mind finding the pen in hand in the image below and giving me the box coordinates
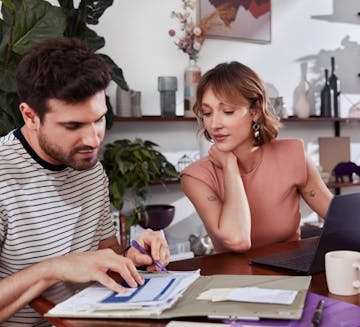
[312,299,324,327]
[130,240,169,273]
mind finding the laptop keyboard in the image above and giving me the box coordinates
[252,247,315,272]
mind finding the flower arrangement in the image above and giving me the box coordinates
[168,0,219,61]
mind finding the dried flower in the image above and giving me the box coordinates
[169,1,225,61]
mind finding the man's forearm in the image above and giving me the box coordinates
[0,259,59,322]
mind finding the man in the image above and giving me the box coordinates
[0,38,169,325]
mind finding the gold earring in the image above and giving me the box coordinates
[252,121,260,142]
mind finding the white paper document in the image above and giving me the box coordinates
[47,270,200,317]
[197,287,298,305]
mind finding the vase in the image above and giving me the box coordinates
[184,58,201,117]
[293,62,311,118]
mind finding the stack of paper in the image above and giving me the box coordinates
[46,270,200,318]
[197,287,298,304]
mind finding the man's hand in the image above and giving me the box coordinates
[126,229,170,271]
[49,249,144,293]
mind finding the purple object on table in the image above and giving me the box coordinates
[138,205,175,230]
[223,292,360,327]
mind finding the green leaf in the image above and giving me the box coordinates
[0,20,10,60]
[100,54,129,90]
[78,0,113,25]
[58,0,74,14]
[0,90,22,135]
[0,66,17,92]
[1,0,16,11]
[11,0,66,56]
[105,94,113,129]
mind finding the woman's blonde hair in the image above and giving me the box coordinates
[193,61,281,146]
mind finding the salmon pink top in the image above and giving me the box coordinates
[181,139,307,249]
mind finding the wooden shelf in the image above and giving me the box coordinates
[113,116,197,122]
[113,115,360,123]
[282,116,360,123]
[326,181,360,189]
[159,179,360,189]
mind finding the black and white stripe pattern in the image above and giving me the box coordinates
[0,130,115,326]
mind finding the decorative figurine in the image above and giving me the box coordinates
[332,161,360,183]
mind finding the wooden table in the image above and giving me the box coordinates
[31,237,360,326]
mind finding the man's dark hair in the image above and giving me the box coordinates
[15,38,112,121]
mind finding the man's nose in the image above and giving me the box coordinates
[82,124,101,148]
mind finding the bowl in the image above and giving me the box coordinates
[139,204,175,230]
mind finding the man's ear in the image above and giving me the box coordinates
[19,103,40,130]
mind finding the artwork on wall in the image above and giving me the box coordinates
[199,0,271,43]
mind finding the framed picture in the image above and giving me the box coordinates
[199,0,271,43]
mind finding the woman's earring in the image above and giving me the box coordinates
[252,121,260,143]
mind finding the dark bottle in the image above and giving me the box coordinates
[320,69,333,117]
[329,56,340,117]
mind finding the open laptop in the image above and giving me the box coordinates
[250,193,360,275]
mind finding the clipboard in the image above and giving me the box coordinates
[46,274,311,320]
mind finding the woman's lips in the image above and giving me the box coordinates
[213,134,228,142]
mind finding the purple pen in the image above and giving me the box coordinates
[130,240,169,273]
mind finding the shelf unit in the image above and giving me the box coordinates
[327,181,360,189]
[114,116,197,122]
[113,116,360,191]
[113,116,360,137]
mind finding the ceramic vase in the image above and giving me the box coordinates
[293,62,311,118]
[184,58,201,117]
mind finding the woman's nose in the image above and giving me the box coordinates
[210,112,223,129]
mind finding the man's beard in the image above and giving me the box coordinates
[38,132,99,170]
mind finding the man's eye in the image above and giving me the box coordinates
[95,116,105,124]
[224,111,234,115]
[64,124,80,130]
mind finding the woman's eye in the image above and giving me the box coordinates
[224,111,234,115]
[201,112,212,117]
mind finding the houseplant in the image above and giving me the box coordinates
[0,0,128,136]
[101,138,179,227]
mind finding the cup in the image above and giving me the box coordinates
[131,90,142,117]
[158,76,177,117]
[325,250,360,296]
[115,87,132,117]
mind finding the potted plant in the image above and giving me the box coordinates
[0,0,128,136]
[101,138,179,228]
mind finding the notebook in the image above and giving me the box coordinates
[250,193,360,275]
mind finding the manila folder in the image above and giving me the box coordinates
[159,275,310,320]
[46,275,311,320]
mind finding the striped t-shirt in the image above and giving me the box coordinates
[0,129,115,326]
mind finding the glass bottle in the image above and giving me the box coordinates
[329,56,340,117]
[320,69,333,117]
[293,62,311,118]
[184,58,201,117]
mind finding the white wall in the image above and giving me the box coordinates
[95,0,360,118]
[91,0,360,242]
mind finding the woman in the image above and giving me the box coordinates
[180,61,333,253]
